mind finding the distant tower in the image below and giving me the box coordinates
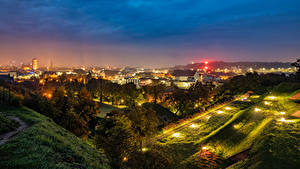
[32,58,38,70]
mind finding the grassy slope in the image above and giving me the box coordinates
[228,83,300,169]
[98,103,121,117]
[0,114,20,135]
[0,106,110,169]
[158,83,300,168]
[157,98,260,168]
[202,96,272,158]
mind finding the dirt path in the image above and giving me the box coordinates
[290,92,300,100]
[0,115,28,145]
[292,110,300,118]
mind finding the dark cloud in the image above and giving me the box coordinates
[0,0,300,66]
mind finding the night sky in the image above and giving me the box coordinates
[0,0,300,67]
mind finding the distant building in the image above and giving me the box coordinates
[0,74,14,83]
[172,70,201,82]
[173,81,194,89]
[32,58,38,70]
[22,64,31,71]
[0,72,17,79]
[125,77,140,87]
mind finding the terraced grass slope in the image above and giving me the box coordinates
[156,83,300,168]
[155,96,261,168]
[0,106,110,169]
[228,83,300,169]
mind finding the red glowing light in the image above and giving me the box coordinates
[204,66,208,69]
[204,61,208,64]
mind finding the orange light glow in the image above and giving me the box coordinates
[122,157,128,162]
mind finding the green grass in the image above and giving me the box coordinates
[228,83,300,169]
[98,103,122,117]
[0,106,110,169]
[156,82,300,168]
[156,98,260,167]
[229,120,300,169]
[0,114,20,135]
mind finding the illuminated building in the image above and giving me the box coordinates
[32,58,38,70]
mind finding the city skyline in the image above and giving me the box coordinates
[0,0,300,67]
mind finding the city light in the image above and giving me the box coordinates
[202,146,208,150]
[43,93,52,99]
[204,61,208,64]
[48,93,52,99]
[264,101,271,105]
[206,116,211,120]
[122,157,128,162]
[225,107,232,110]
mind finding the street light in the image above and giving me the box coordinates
[217,110,224,114]
[172,133,181,138]
[280,111,286,115]
[190,124,198,128]
[255,108,261,112]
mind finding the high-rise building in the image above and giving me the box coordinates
[32,58,38,70]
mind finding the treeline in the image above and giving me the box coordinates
[23,87,98,137]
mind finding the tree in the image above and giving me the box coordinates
[291,59,300,81]
[127,106,159,149]
[166,88,194,116]
[143,81,166,104]
[189,82,212,108]
[74,88,99,131]
[121,83,141,107]
[94,113,136,169]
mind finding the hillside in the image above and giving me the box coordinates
[0,113,20,135]
[228,83,300,169]
[142,103,178,125]
[154,82,300,168]
[0,106,110,169]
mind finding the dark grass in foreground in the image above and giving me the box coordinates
[0,106,110,169]
[0,114,20,135]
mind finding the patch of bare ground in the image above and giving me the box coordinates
[0,116,28,145]
[291,110,300,118]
